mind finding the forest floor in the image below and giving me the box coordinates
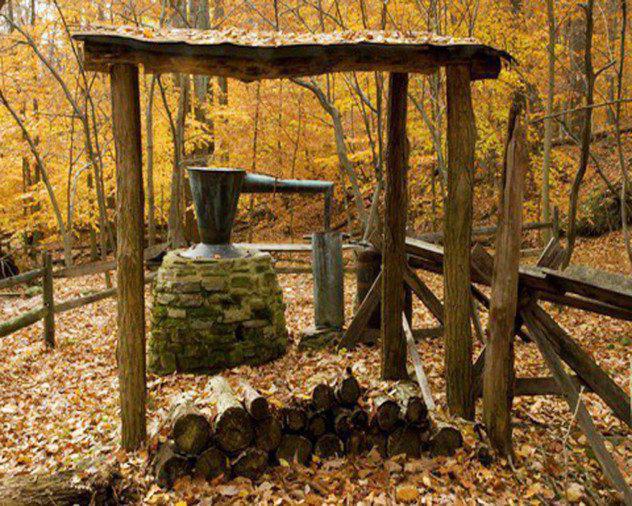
[0,232,630,505]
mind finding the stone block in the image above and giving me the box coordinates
[201,276,226,292]
[167,308,187,319]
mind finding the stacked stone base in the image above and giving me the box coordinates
[149,250,288,375]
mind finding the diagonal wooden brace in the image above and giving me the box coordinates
[523,307,632,504]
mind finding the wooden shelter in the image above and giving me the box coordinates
[72,26,511,450]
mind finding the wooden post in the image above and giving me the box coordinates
[483,94,528,456]
[42,252,55,348]
[444,65,476,419]
[381,72,409,380]
[110,63,146,451]
[312,231,344,330]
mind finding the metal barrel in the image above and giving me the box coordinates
[187,167,245,245]
[242,173,333,194]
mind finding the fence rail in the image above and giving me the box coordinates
[0,249,157,344]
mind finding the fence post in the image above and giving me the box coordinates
[42,252,55,348]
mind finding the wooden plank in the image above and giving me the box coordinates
[402,313,436,411]
[444,64,476,419]
[110,63,146,451]
[75,34,507,81]
[406,238,632,314]
[523,307,632,504]
[533,290,632,321]
[55,272,156,314]
[0,268,44,290]
[42,253,55,348]
[381,72,409,380]
[339,272,382,350]
[0,306,45,338]
[484,94,527,456]
[541,267,632,311]
[526,304,631,428]
[513,376,588,397]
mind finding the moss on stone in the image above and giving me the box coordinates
[148,250,287,376]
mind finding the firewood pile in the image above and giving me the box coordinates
[152,371,463,488]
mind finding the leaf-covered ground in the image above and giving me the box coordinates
[0,233,630,504]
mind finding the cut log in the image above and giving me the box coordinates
[387,426,422,458]
[307,411,329,440]
[428,424,463,457]
[312,383,336,411]
[241,381,270,421]
[345,429,367,455]
[207,376,253,453]
[282,405,308,433]
[254,416,283,453]
[276,434,312,466]
[314,433,344,459]
[405,398,428,427]
[372,397,401,433]
[0,463,118,506]
[393,383,428,426]
[335,369,361,407]
[349,407,369,429]
[231,448,268,480]
[152,441,191,488]
[169,400,212,455]
[367,430,388,458]
[333,407,353,438]
[195,446,229,481]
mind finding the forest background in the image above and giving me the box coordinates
[0,0,630,270]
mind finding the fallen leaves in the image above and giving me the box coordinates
[0,243,630,503]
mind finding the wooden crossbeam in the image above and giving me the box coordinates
[523,307,632,504]
[525,304,631,428]
[402,265,444,323]
[338,272,382,349]
[402,313,436,411]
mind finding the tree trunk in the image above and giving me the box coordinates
[381,72,409,380]
[541,0,555,244]
[110,63,146,451]
[444,65,476,420]
[564,1,595,267]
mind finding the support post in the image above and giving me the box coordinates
[444,65,476,418]
[483,94,528,456]
[42,252,55,348]
[110,63,146,450]
[312,231,344,330]
[381,72,409,380]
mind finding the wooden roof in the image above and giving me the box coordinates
[72,26,512,81]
